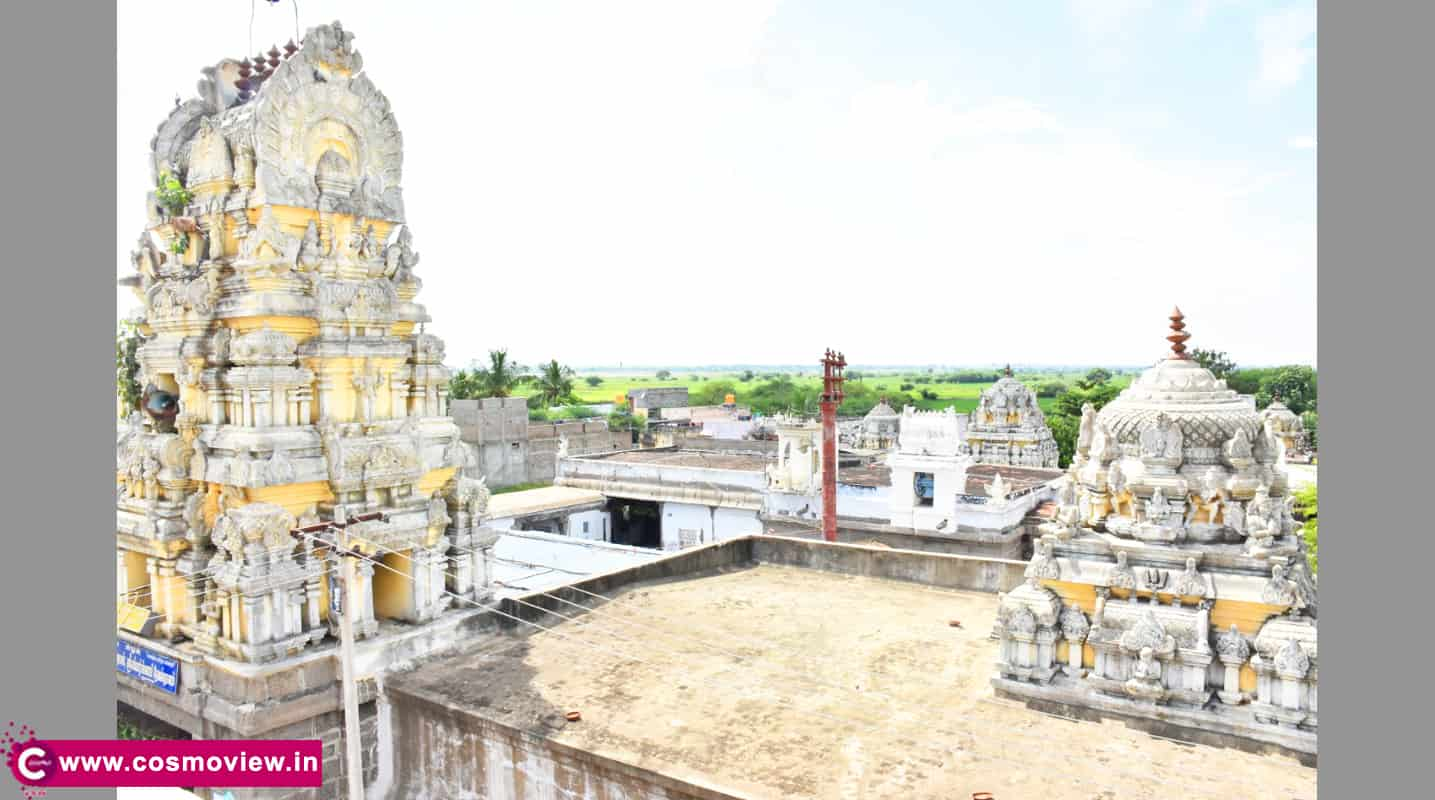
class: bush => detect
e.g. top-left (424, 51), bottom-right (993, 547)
top-left (655, 369), bottom-right (672, 380)
top-left (529, 408), bottom-right (549, 421)
top-left (1036, 380), bottom-right (1068, 398)
top-left (919, 389), bottom-right (938, 401)
top-left (557, 405), bottom-right (600, 419)
top-left (584, 376), bottom-right (603, 387)
top-left (899, 382), bottom-right (915, 392)
top-left (1301, 411), bottom-right (1318, 451)
top-left (1294, 485), bottom-right (1318, 574)
top-left (607, 410), bottom-right (645, 432)
top-left (690, 380), bottom-right (739, 406)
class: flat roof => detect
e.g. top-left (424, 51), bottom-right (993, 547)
top-left (490, 530), bottom-right (661, 599)
top-left (485, 486), bottom-right (607, 519)
top-left (964, 463), bottom-right (1064, 494)
top-left (393, 564), bottom-right (1315, 798)
top-left (576, 448), bottom-right (770, 472)
top-left (838, 462), bottom-right (891, 488)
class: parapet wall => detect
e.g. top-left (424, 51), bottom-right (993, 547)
top-left (390, 685), bottom-right (743, 800)
top-left (387, 535), bottom-right (1028, 799)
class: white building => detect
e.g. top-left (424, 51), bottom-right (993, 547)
top-left (554, 405), bottom-right (1063, 559)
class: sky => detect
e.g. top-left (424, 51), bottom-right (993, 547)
top-left (117, 0), bottom-right (1316, 369)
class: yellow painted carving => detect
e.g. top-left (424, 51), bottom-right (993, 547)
top-left (1210, 599), bottom-right (1288, 636)
top-left (1240, 664), bottom-right (1258, 692)
top-left (246, 481), bottom-right (336, 518)
top-left (1040, 580), bottom-right (1098, 614)
top-left (372, 550), bottom-right (415, 620)
top-left (416, 467), bottom-right (458, 499)
top-left (224, 316), bottom-right (319, 343)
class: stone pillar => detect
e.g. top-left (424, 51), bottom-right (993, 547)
top-left (1064, 635), bottom-right (1085, 677)
top-left (117, 551), bottom-right (130, 603)
top-left (1215, 625), bottom-right (1251, 705)
top-left (304, 574), bottom-right (323, 631)
top-left (242, 596), bottom-right (263, 645)
top-left (146, 557), bottom-right (164, 618)
top-left (447, 534), bottom-right (473, 598)
top-left (354, 559), bottom-right (378, 638)
top-left (315, 376), bottom-right (333, 422)
top-left (1218, 656), bottom-right (1245, 704)
top-left (208, 390), bottom-right (225, 425)
top-left (475, 544), bottom-right (494, 600)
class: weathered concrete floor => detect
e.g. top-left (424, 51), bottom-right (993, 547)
top-left (396, 564), bottom-right (1317, 799)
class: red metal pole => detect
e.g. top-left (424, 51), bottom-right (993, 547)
top-left (820, 349), bottom-right (846, 543)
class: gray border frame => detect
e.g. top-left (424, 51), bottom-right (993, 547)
top-left (0, 3), bottom-right (120, 796)
top-left (1319, 2), bottom-right (1430, 797)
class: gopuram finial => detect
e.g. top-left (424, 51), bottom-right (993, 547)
top-left (1167, 306), bottom-right (1191, 360)
top-left (1003, 364), bottom-right (1013, 377)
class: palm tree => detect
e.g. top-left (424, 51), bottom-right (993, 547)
top-left (535, 359), bottom-right (576, 407)
top-left (474, 349), bottom-right (528, 398)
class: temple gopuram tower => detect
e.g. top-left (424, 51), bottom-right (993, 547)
top-left (117, 21), bottom-right (490, 667)
top-left (992, 309), bottom-right (1317, 764)
top-left (962, 366), bottom-right (1060, 468)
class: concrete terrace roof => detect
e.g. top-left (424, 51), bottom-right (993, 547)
top-left (391, 562), bottom-right (1315, 799)
top-left (837, 462), bottom-right (891, 488)
top-left (574, 448), bottom-right (771, 472)
top-left (964, 463), bottom-right (1064, 495)
top-left (486, 486), bottom-right (607, 519)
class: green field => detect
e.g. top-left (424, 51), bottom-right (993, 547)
top-left (570, 369), bottom-right (1132, 414)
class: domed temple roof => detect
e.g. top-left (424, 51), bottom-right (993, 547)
top-left (864, 397), bottom-right (898, 421)
top-left (978, 366), bottom-right (1045, 420)
top-left (1260, 398), bottom-right (1304, 432)
top-left (1069, 308), bottom-right (1297, 550)
top-left (965, 365), bottom-right (1059, 468)
top-left (1096, 354), bottom-right (1264, 452)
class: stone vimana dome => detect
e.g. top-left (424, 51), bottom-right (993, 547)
top-left (1074, 307), bottom-right (1293, 546)
top-left (964, 365), bottom-right (1059, 468)
top-left (853, 396), bottom-right (900, 451)
top-left (978, 365), bottom-right (1046, 422)
top-left (864, 396), bottom-right (898, 421)
top-left (995, 308), bottom-right (1318, 761)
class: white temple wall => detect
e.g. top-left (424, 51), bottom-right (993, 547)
top-left (661, 502), bottom-right (716, 550)
top-left (837, 483), bottom-right (889, 521)
top-left (713, 507), bottom-right (762, 541)
top-left (565, 509), bottom-right (610, 541)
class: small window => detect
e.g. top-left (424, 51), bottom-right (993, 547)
top-left (582, 521), bottom-right (589, 534)
top-left (915, 472), bottom-right (935, 506)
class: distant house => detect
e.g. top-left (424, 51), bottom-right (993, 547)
top-left (626, 386), bottom-right (689, 419)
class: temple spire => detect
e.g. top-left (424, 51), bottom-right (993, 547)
top-left (1166, 306), bottom-right (1191, 360)
top-left (1003, 363), bottom-right (1013, 377)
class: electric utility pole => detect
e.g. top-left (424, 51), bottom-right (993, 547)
top-left (292, 510), bottom-right (386, 800)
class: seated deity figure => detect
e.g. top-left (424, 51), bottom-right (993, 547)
top-left (1146, 487), bottom-right (1174, 523)
top-left (1223, 499), bottom-right (1245, 536)
top-left (1133, 646), bottom-right (1160, 682)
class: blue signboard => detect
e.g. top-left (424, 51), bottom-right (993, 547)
top-left (117, 639), bottom-right (179, 694)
